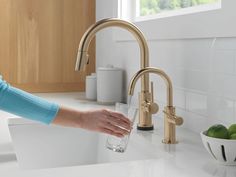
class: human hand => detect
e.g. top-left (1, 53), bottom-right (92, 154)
top-left (79, 109), bottom-right (132, 137)
top-left (52, 107), bottom-right (132, 138)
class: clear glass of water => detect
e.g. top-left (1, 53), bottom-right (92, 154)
top-left (106, 103), bottom-right (138, 153)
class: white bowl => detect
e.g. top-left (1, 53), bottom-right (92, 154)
top-left (201, 131), bottom-right (236, 165)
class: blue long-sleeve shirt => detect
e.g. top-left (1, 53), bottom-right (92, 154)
top-left (0, 76), bottom-right (59, 124)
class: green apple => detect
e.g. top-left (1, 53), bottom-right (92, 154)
top-left (207, 124), bottom-right (229, 139)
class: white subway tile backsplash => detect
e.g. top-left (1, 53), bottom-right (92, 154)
top-left (185, 70), bottom-right (209, 92)
top-left (170, 69), bottom-right (209, 92)
top-left (222, 75), bottom-right (236, 100)
top-left (177, 109), bottom-right (208, 134)
top-left (149, 42), bottom-right (171, 68)
top-left (97, 28), bottom-right (236, 133)
top-left (168, 69), bottom-right (186, 88)
top-left (186, 92), bottom-right (207, 116)
top-left (152, 82), bottom-right (166, 104)
top-left (211, 51), bottom-right (235, 74)
top-left (207, 95), bottom-right (235, 125)
top-left (149, 39), bottom-right (213, 72)
top-left (175, 38), bottom-right (214, 50)
top-left (117, 42), bottom-right (140, 68)
top-left (173, 89), bottom-right (186, 109)
top-left (174, 49), bottom-right (211, 71)
top-left (213, 38), bottom-right (236, 50)
top-left (207, 73), bottom-right (224, 97)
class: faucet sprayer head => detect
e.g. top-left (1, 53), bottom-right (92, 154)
top-left (75, 50), bottom-right (89, 71)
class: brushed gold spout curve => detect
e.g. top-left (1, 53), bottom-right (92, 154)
top-left (128, 67), bottom-right (183, 144)
top-left (128, 67), bottom-right (173, 106)
top-left (76, 18), bottom-right (154, 130)
top-left (75, 18), bottom-right (149, 74)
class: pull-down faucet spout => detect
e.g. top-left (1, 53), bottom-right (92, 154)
top-left (75, 18), bottom-right (157, 131)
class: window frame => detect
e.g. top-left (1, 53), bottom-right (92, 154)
top-left (135, 1), bottom-right (221, 22)
top-left (114, 0), bottom-right (236, 41)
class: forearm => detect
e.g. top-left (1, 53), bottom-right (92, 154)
top-left (51, 106), bottom-right (83, 128)
top-left (0, 77), bottom-right (131, 137)
top-left (0, 78), bottom-right (59, 124)
top-left (52, 107), bottom-right (132, 137)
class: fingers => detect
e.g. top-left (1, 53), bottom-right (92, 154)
top-left (99, 109), bottom-right (134, 137)
top-left (104, 121), bottom-right (130, 135)
top-left (102, 109), bottom-right (132, 128)
top-left (100, 128), bottom-right (124, 138)
top-left (109, 111), bottom-right (131, 125)
top-left (106, 117), bottom-right (131, 131)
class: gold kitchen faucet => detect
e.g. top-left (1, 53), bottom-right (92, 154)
top-left (75, 19), bottom-right (184, 143)
top-left (128, 67), bottom-right (183, 144)
top-left (75, 18), bottom-right (158, 131)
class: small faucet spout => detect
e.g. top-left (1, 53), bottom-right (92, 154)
top-left (128, 67), bottom-right (173, 106)
top-left (128, 67), bottom-right (184, 144)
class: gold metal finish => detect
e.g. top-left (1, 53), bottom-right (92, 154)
top-left (138, 91), bottom-right (154, 130)
top-left (75, 18), bottom-right (155, 130)
top-left (151, 82), bottom-right (154, 102)
top-left (128, 67), bottom-right (184, 144)
top-left (149, 82), bottom-right (159, 114)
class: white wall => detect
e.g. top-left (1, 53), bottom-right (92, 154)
top-left (96, 0), bottom-right (236, 133)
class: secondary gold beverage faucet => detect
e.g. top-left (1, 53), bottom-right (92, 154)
top-left (75, 18), bottom-right (158, 131)
top-left (128, 67), bottom-right (184, 144)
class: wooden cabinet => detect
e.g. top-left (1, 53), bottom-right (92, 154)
top-left (0, 0), bottom-right (95, 92)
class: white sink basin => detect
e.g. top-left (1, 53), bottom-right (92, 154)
top-left (8, 118), bottom-right (166, 169)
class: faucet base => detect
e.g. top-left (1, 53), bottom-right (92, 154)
top-left (137, 125), bottom-right (154, 131)
top-left (137, 92), bottom-right (154, 131)
top-left (162, 139), bottom-right (178, 144)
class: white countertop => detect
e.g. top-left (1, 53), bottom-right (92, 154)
top-left (1, 92), bottom-right (236, 177)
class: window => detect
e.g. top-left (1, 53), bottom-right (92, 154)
top-left (116, 0), bottom-right (236, 40)
top-left (119, 0), bottom-right (221, 22)
top-left (138, 0), bottom-right (221, 17)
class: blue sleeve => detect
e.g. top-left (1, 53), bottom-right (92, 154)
top-left (0, 77), bottom-right (59, 124)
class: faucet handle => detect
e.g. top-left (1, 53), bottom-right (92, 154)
top-left (150, 81), bottom-right (159, 114)
top-left (143, 102), bottom-right (159, 114)
top-left (172, 116), bottom-right (183, 126)
top-left (163, 110), bottom-right (183, 126)
top-left (141, 81), bottom-right (159, 114)
top-left (151, 81), bottom-right (154, 102)
top-left (148, 102), bottom-right (159, 114)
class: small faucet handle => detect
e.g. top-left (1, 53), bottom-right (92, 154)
top-left (172, 116), bottom-right (183, 126)
top-left (163, 110), bottom-right (183, 126)
top-left (149, 102), bottom-right (159, 114)
top-left (151, 81), bottom-right (154, 102)
top-left (143, 102), bottom-right (159, 114)
top-left (150, 81), bottom-right (158, 114)
top-left (140, 81), bottom-right (159, 114)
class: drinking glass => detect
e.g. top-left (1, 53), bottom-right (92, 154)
top-left (106, 103), bottom-right (138, 153)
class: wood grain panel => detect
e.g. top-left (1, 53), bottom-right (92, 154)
top-left (0, 0), bottom-right (11, 81)
top-left (0, 0), bottom-right (95, 92)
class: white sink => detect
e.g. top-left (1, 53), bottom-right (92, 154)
top-left (8, 118), bottom-right (166, 169)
